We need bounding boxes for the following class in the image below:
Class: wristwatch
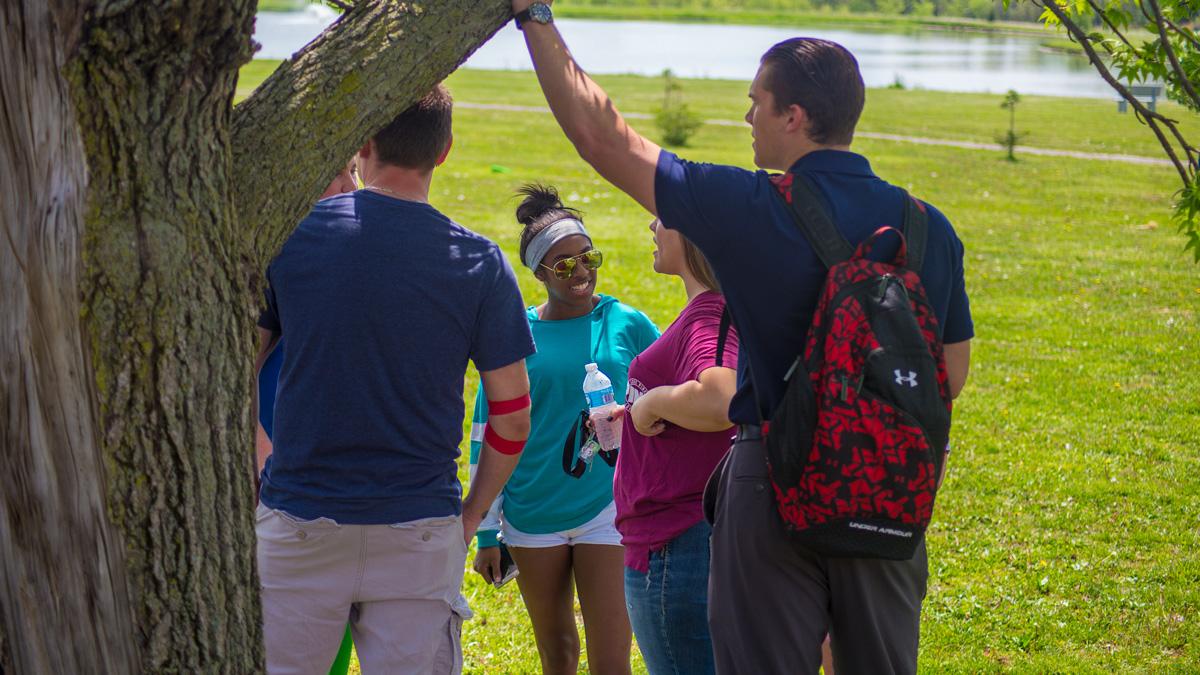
[514,2,553,30]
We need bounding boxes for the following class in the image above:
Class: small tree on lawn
[655,69,703,147]
[997,89,1025,161]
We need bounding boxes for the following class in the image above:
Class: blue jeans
[624,521,716,675]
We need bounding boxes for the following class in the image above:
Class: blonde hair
[681,235,720,293]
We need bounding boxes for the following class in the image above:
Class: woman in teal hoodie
[470,184,659,675]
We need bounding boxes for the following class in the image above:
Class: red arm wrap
[484,424,526,455]
[487,393,531,415]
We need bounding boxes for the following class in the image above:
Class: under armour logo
[894,370,918,388]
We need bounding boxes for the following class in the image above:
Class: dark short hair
[372,84,453,170]
[760,38,864,145]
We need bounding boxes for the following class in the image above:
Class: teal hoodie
[470,295,659,548]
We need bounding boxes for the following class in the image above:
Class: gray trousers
[256,504,468,675]
[706,428,928,675]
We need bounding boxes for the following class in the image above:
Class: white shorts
[501,501,622,548]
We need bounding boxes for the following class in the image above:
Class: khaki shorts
[256,503,471,674]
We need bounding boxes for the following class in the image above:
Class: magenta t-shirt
[614,291,739,572]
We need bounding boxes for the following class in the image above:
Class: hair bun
[515,183,564,226]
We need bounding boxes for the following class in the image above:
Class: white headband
[523,218,591,270]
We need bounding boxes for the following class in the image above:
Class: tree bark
[0,1,138,672]
[65,0,263,670]
[4,0,516,670]
[232,0,511,264]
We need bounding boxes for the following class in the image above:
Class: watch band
[514,3,552,29]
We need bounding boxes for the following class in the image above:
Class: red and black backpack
[758,173,952,560]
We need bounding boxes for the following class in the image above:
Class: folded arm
[630,366,736,436]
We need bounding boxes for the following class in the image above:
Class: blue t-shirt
[469,296,659,546]
[258,339,283,439]
[258,190,535,524]
[655,149,973,425]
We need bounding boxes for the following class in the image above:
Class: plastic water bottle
[583,363,622,452]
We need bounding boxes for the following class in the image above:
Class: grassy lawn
[238,63,1196,160]
[238,63,1199,673]
[258,0,308,11]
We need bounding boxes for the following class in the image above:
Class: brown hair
[515,183,584,267]
[681,234,720,293]
[372,84,453,170]
[759,38,864,145]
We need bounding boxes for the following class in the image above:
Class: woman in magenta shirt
[614,218,738,675]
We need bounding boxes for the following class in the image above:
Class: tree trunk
[3,0,514,670]
[0,1,138,672]
[232,0,511,263]
[65,0,263,670]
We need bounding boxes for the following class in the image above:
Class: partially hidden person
[255,85,534,675]
[469,184,659,675]
[508,3,973,672]
[613,217,737,675]
[254,158,358,675]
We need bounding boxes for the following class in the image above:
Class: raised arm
[463,359,531,544]
[514,0,661,213]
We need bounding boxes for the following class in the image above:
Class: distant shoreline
[255,1,1058,39]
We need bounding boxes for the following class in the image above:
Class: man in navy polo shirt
[256,85,535,674]
[511,3,972,672]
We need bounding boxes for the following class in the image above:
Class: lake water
[255,7,1114,99]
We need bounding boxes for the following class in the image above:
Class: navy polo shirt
[655,149,973,425]
[258,191,535,524]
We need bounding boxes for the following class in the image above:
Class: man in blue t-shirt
[510,3,972,672]
[255,85,535,674]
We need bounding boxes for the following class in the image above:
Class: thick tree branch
[231,0,512,269]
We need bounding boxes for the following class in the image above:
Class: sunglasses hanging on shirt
[561,409,618,478]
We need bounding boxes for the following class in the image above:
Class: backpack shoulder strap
[902,192,929,274]
[775,174,854,269]
[715,305,732,367]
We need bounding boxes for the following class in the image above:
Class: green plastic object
[328,625,353,675]
[490,164,511,173]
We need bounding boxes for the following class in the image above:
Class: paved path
[457,101,1173,167]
